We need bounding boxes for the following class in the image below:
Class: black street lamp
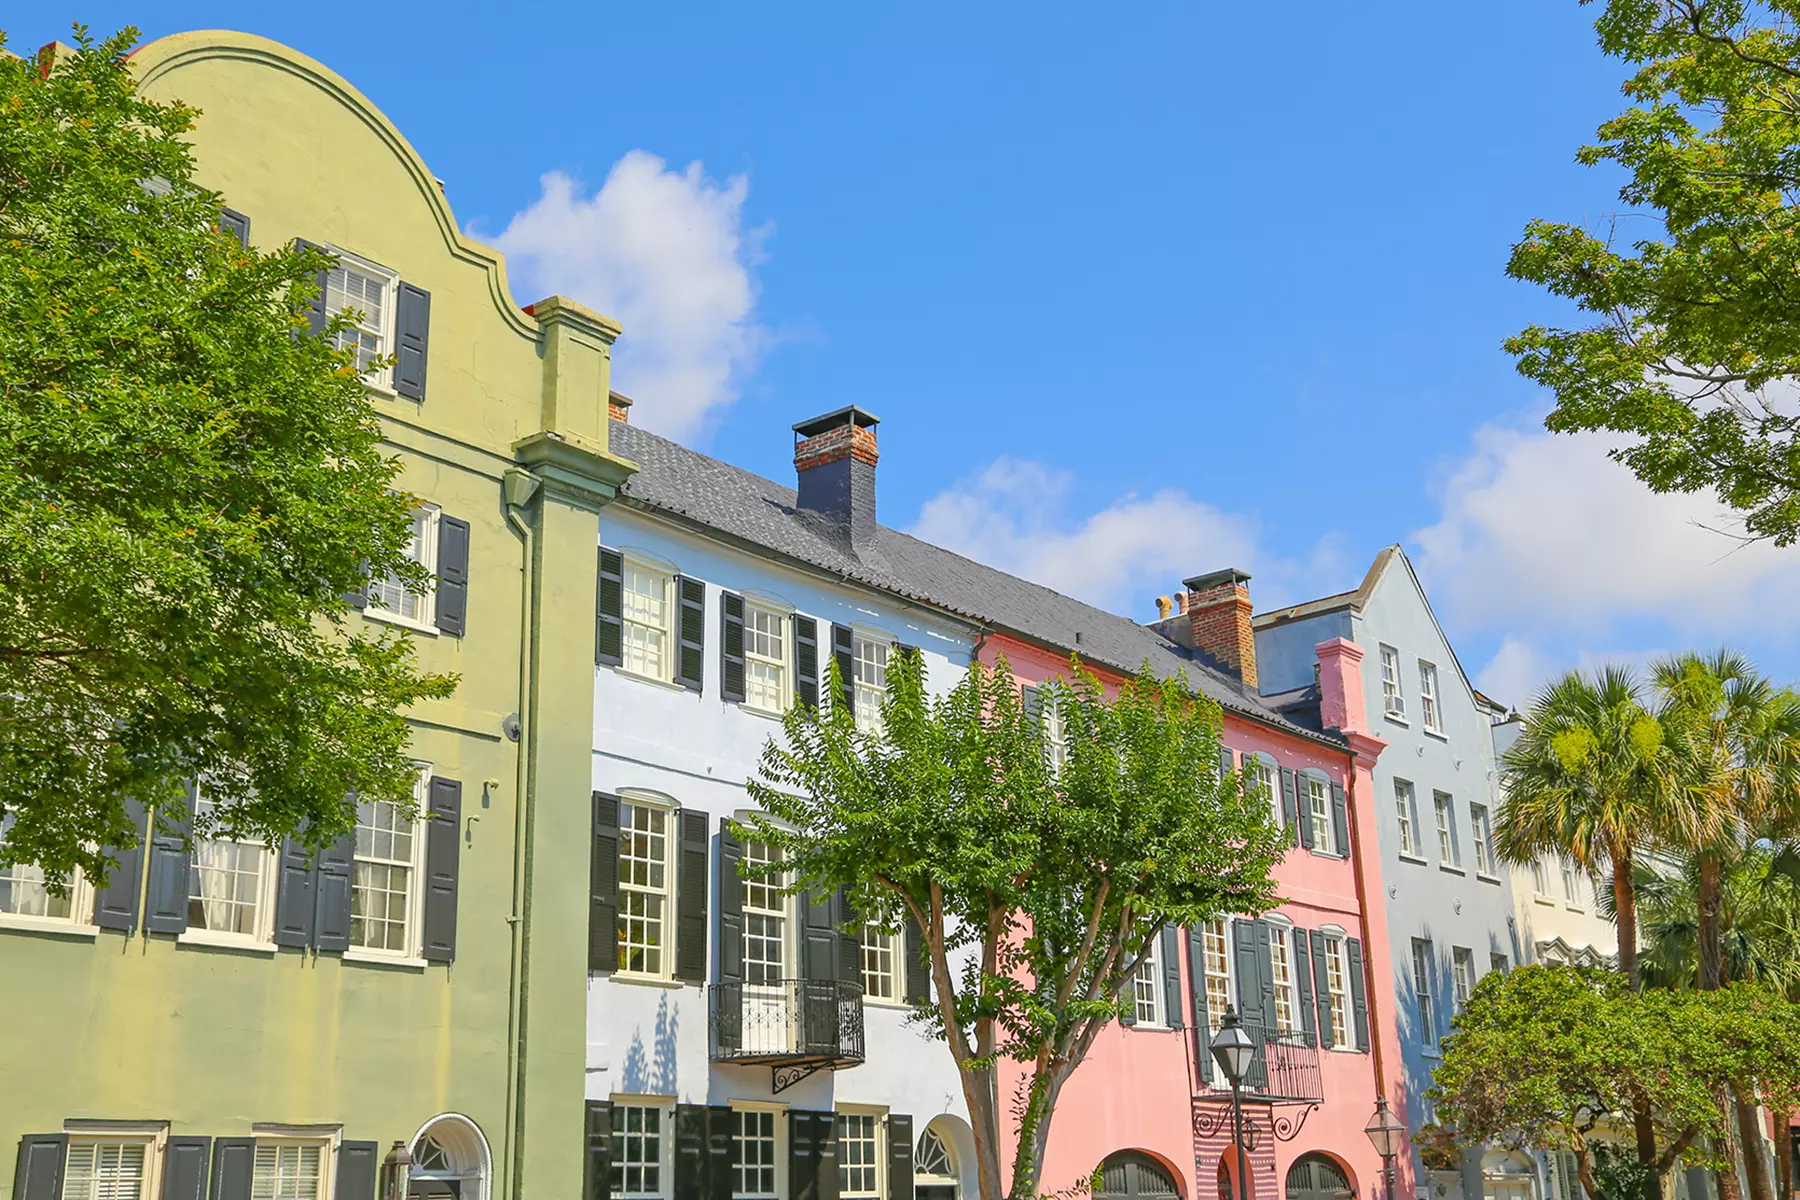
[1211,1006,1258,1200]
[1363,1096,1405,1200]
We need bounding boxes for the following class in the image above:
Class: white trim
[346,765,430,960]
[619,553,678,686]
[835,1106,888,1200]
[178,927,279,954]
[605,1099,673,1200]
[321,244,400,394]
[741,601,794,717]
[616,791,679,980]
[407,1113,494,1200]
[363,504,441,633]
[0,912,99,938]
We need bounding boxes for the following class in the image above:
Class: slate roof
[608,420,1342,747]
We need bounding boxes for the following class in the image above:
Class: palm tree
[1496,665,1701,1200]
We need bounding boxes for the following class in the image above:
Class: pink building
[983,570,1407,1200]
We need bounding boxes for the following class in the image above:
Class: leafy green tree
[0,27,454,886]
[744,655,1285,1200]
[1506,0,1800,546]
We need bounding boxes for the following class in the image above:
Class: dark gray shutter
[1311,930,1335,1049]
[1348,937,1369,1051]
[590,792,620,973]
[208,1139,255,1200]
[294,238,330,336]
[1254,921,1277,1033]
[904,913,930,1003]
[13,1135,66,1200]
[790,1111,834,1200]
[794,616,820,710]
[1218,746,1234,779]
[1187,927,1213,1083]
[218,208,250,247]
[1279,768,1299,844]
[1331,782,1349,858]
[720,592,747,704]
[161,1138,211,1200]
[887,1114,914,1200]
[674,1105,707,1200]
[1293,927,1316,1046]
[1231,918,1266,1028]
[394,282,431,400]
[334,1142,378,1200]
[435,515,470,637]
[273,837,317,948]
[800,890,841,1051]
[676,809,709,984]
[596,548,624,667]
[144,786,194,934]
[422,776,461,961]
[831,623,855,719]
[716,820,744,1052]
[584,1101,612,1200]
[1293,772,1314,851]
[1021,684,1042,728]
[705,1108,733,1200]
[675,576,705,692]
[837,889,863,990]
[1160,924,1184,1030]
[93,795,148,931]
[313,824,355,954]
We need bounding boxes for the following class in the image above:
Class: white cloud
[484,152,769,441]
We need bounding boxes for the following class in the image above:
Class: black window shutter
[1348,937,1370,1051]
[394,282,431,400]
[218,208,250,247]
[837,889,863,991]
[208,1138,256,1200]
[1292,928,1316,1046]
[886,1114,914,1200]
[435,515,470,637]
[720,592,747,704]
[294,239,330,337]
[313,824,356,955]
[675,576,706,692]
[1254,921,1278,1033]
[794,616,820,711]
[831,623,855,719]
[272,837,317,948]
[161,1137,211,1200]
[1279,768,1299,844]
[93,795,148,931]
[590,792,621,973]
[1186,927,1213,1083]
[334,1142,378,1200]
[1331,782,1350,858]
[596,548,624,667]
[1311,930,1335,1049]
[674,1105,708,1200]
[1021,684,1042,727]
[1231,917,1266,1029]
[344,560,370,612]
[13,1135,67,1200]
[789,1111,823,1200]
[1159,924,1184,1030]
[584,1101,612,1200]
[676,809,709,984]
[904,912,930,1004]
[1218,746,1234,779]
[1294,772,1315,851]
[422,776,461,962]
[705,1107,733,1200]
[144,786,194,935]
[801,888,839,987]
[716,820,745,1051]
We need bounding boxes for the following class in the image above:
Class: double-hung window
[367,505,438,628]
[742,841,788,986]
[1419,661,1441,733]
[1433,792,1459,867]
[861,923,905,1003]
[1452,947,1474,1014]
[350,768,428,956]
[1380,646,1405,719]
[622,560,674,682]
[1200,920,1233,1036]
[61,1138,153,1200]
[1394,779,1419,857]
[1306,775,1334,854]
[732,1110,779,1200]
[1268,927,1298,1033]
[836,1113,882,1200]
[324,248,399,390]
[611,1103,666,1200]
[1531,857,1549,896]
[252,1141,327,1200]
[1412,938,1437,1046]
[1253,758,1279,829]
[852,635,890,735]
[188,787,276,943]
[0,814,87,927]
[617,798,674,976]
[1323,934,1351,1042]
[744,605,789,714]
[1130,936,1162,1025]
[1470,804,1493,875]
[1042,688,1069,775]
[1560,857,1582,908]
[1490,952,1509,975]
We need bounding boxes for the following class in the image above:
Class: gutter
[500,467,540,1200]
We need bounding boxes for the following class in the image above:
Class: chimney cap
[1184,567,1253,592]
[793,405,881,438]
[609,389,635,410]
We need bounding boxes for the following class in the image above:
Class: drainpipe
[1343,744,1391,1103]
[499,467,540,1200]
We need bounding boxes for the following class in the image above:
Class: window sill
[1383,711,1409,727]
[1564,905,1586,914]
[0,913,98,939]
[1476,873,1503,886]
[612,668,692,695]
[1439,863,1465,876]
[1533,895,1557,906]
[364,607,439,636]
[609,972,688,989]
[738,703,790,723]
[179,929,278,955]
[342,948,428,970]
[862,997,913,1011]
[1397,853,1429,866]
[1422,726,1448,741]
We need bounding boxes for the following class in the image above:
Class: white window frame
[60,1127,167,1200]
[249,1136,336,1200]
[365,504,439,633]
[0,816,95,935]
[835,1108,886,1200]
[609,1096,674,1200]
[742,603,793,716]
[741,840,791,988]
[1433,791,1460,868]
[730,1106,785,1200]
[346,765,430,963]
[1412,938,1437,1050]
[1560,857,1583,909]
[1251,754,1280,830]
[1199,918,1234,1036]
[1394,779,1420,859]
[1380,645,1406,720]
[184,783,280,950]
[1042,685,1069,776]
[616,791,678,980]
[1470,804,1494,876]
[322,245,399,393]
[1418,660,1442,733]
[1304,773,1335,855]
[860,922,906,1005]
[1266,918,1300,1035]
[1129,934,1163,1027]
[1531,857,1551,899]
[1322,931,1352,1050]
[620,555,677,685]
[851,633,892,736]
[1451,946,1474,1014]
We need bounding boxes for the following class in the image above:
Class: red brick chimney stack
[1184,568,1257,689]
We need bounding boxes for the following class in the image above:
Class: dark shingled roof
[608,420,1340,746]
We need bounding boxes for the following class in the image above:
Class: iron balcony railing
[1208,1021,1323,1103]
[709,979,867,1067]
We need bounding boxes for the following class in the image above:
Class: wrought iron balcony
[1207,1021,1323,1104]
[710,980,865,1090]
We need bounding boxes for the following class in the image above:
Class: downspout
[1343,743,1391,1103]
[500,467,541,1200]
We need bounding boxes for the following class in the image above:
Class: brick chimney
[1183,568,1257,689]
[608,390,633,423]
[793,406,880,549]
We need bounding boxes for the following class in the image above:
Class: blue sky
[26,3,1800,704]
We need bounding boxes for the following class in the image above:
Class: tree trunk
[1698,849,1724,992]
[1719,1120,1746,1200]
[1736,1087,1774,1200]
[1613,855,1640,988]
[1773,1109,1792,1200]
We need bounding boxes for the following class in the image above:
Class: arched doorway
[915,1127,959,1200]
[1097,1152,1180,1200]
[409,1114,491,1200]
[1284,1154,1352,1200]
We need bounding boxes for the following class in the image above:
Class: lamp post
[1363,1096,1404,1200]
[1212,1006,1258,1200]
[382,1141,413,1200]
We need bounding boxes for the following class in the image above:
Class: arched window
[409,1115,491,1200]
[1096,1152,1179,1200]
[1284,1154,1351,1200]
[915,1129,958,1200]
